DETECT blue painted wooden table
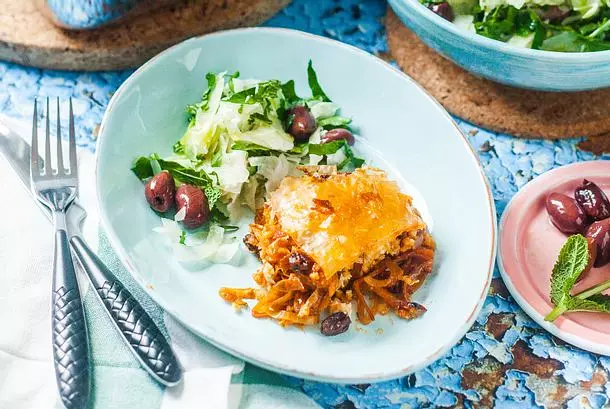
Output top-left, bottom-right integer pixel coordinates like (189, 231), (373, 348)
(1, 0), (609, 407)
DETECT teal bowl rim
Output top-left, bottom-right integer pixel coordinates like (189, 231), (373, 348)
(391, 0), (610, 60)
(96, 27), (497, 383)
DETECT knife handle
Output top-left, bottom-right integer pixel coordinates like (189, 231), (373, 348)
(52, 230), (90, 409)
(69, 236), (183, 386)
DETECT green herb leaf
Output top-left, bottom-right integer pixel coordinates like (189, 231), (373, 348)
(318, 116), (352, 130)
(307, 60), (331, 102)
(203, 185), (221, 210)
(544, 234), (609, 322)
(224, 87), (256, 104)
(131, 156), (154, 179)
(549, 234), (589, 307)
(210, 206), (230, 223)
(220, 225), (240, 233)
(541, 31), (610, 52)
(248, 112), (272, 125)
(281, 80), (300, 104)
(227, 71), (240, 94)
(338, 144), (365, 172)
(179, 230), (187, 245)
(308, 140), (346, 155)
(231, 141), (274, 157)
(173, 141), (185, 154)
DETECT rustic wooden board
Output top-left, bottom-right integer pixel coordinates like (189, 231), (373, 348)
(386, 8), (610, 141)
(0, 0), (290, 71)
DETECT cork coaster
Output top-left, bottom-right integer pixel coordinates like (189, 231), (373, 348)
(0, 0), (290, 71)
(386, 8), (610, 140)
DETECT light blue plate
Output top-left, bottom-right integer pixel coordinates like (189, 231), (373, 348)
(97, 28), (496, 383)
(389, 0), (610, 91)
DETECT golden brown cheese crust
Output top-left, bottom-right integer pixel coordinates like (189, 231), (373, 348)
(269, 166), (426, 277)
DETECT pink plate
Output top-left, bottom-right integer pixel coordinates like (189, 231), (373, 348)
(498, 160), (610, 355)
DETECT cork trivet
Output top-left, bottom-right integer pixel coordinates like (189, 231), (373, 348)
(386, 8), (610, 140)
(0, 0), (290, 71)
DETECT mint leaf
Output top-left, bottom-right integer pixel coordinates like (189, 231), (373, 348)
(307, 60), (331, 102)
(549, 234), (589, 307)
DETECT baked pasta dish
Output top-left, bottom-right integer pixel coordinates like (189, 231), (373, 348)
(219, 166), (435, 336)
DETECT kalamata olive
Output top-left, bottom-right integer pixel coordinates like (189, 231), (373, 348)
(321, 128), (355, 146)
(545, 193), (587, 234)
(320, 312), (351, 336)
(175, 184), (209, 229)
(574, 179), (610, 221)
(144, 170), (175, 212)
(585, 219), (610, 267)
(287, 106), (316, 142)
(427, 2), (454, 21)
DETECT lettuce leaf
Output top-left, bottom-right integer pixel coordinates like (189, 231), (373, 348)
(307, 60), (331, 102)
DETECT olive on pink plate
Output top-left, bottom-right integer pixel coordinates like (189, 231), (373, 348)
(585, 219), (610, 268)
(574, 179), (610, 222)
(545, 192), (587, 234)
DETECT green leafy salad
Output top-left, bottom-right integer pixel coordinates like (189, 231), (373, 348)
(131, 62), (364, 264)
(422, 0), (610, 51)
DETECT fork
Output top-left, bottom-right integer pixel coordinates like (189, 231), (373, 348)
(31, 98), (90, 409)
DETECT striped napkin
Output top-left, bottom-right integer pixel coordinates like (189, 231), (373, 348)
(0, 116), (320, 409)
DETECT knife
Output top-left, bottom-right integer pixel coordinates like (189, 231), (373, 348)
(0, 119), (183, 387)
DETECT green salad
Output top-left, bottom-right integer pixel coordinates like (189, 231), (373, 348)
(131, 62), (363, 264)
(422, 0), (610, 51)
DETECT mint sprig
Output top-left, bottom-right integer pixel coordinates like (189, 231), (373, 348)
(545, 234), (610, 321)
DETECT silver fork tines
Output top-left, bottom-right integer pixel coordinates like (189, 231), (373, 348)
(30, 97), (78, 212)
(31, 98), (91, 409)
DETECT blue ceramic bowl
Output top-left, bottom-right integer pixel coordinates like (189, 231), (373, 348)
(389, 0), (610, 91)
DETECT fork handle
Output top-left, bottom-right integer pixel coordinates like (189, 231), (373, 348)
(52, 230), (90, 409)
(69, 236), (183, 386)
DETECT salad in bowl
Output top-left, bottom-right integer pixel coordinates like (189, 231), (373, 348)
(422, 0), (610, 51)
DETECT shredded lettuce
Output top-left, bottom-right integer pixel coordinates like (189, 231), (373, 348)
(248, 155), (295, 197)
(133, 62), (367, 265)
